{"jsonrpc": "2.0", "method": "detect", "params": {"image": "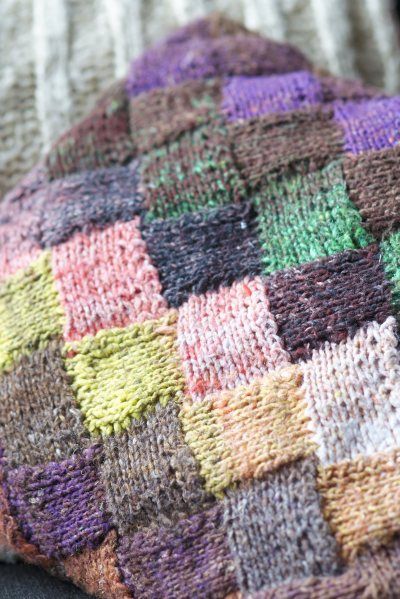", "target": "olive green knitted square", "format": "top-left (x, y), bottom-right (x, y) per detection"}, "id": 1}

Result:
top-left (64, 311), bottom-right (185, 436)
top-left (254, 161), bottom-right (373, 274)
top-left (0, 252), bottom-right (65, 373)
top-left (140, 123), bottom-right (245, 220)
